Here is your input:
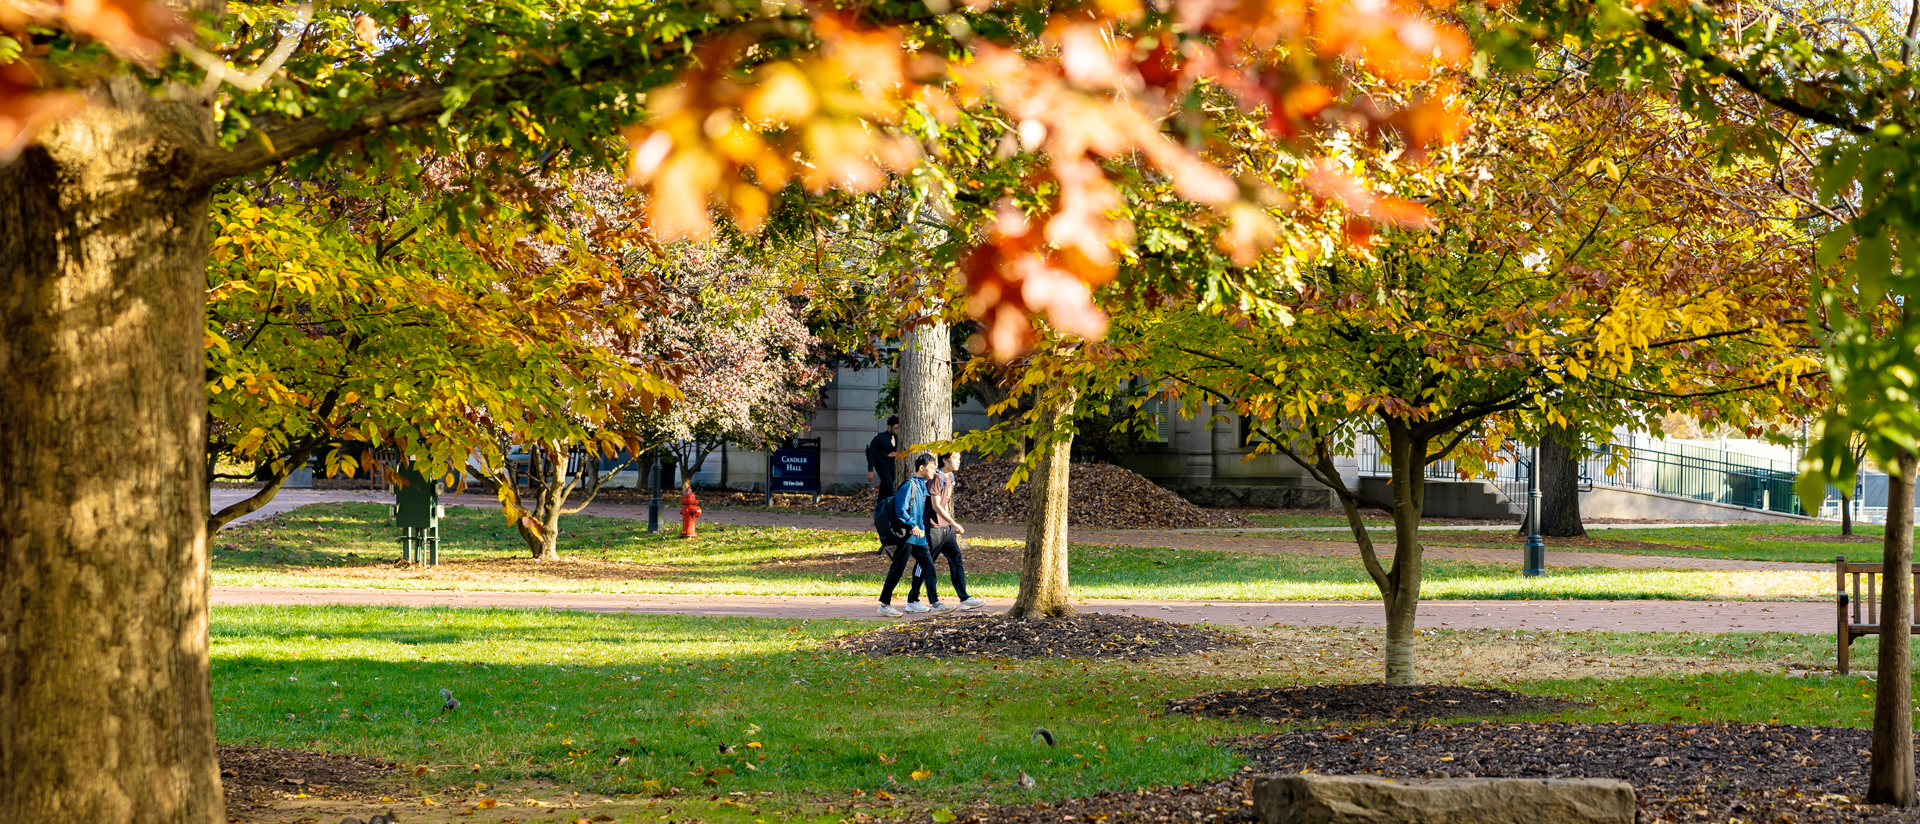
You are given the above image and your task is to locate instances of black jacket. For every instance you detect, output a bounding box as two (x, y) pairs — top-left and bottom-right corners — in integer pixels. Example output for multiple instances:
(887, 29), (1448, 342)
(865, 431), (897, 474)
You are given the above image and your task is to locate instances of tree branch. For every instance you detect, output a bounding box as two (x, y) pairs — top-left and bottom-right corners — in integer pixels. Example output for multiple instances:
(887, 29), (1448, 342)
(207, 440), (318, 533)
(1639, 18), (1873, 136)
(199, 83), (455, 183)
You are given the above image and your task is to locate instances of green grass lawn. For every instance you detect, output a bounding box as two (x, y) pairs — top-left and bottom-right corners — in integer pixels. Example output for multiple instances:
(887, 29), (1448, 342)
(1252, 520), (1888, 564)
(211, 504), (1829, 601)
(211, 606), (1897, 821)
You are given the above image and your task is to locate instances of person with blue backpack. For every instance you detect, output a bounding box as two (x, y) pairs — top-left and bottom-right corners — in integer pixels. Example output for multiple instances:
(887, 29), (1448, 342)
(875, 452), (955, 617)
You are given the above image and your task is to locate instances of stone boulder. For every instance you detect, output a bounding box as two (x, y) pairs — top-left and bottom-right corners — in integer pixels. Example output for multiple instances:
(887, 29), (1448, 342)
(1253, 774), (1634, 824)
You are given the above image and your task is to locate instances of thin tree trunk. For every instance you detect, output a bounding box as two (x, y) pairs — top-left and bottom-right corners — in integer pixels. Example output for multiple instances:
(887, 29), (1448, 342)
(0, 74), (225, 822)
(1538, 427), (1587, 538)
(1843, 492), (1855, 536)
(895, 320), (953, 480)
(516, 442), (568, 560)
(1869, 450), (1918, 806)
(1010, 390), (1077, 618)
(721, 443), (730, 490)
(1382, 422), (1427, 686)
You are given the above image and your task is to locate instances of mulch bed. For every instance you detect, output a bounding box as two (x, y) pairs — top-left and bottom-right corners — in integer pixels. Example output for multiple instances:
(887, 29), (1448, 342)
(830, 612), (1243, 660)
(918, 722), (1920, 824)
(219, 744), (400, 810)
(1168, 684), (1580, 724)
(905, 779), (1258, 824)
(1236, 721), (1920, 824)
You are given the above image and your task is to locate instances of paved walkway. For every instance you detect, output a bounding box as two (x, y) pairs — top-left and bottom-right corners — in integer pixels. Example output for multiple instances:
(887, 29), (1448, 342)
(211, 585), (1832, 633)
(214, 489), (1820, 573)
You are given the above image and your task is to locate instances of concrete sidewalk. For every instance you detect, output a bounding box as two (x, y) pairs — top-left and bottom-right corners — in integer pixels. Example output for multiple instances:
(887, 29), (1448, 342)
(212, 489), (1823, 573)
(212, 585), (1832, 634)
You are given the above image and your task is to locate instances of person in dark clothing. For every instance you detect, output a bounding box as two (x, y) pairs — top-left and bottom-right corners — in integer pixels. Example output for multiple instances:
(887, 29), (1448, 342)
(865, 416), (900, 496)
(878, 453), (954, 617)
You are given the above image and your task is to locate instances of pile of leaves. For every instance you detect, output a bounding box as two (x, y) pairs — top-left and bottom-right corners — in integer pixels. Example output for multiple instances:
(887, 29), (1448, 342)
(908, 779), (1257, 824)
(831, 612), (1243, 660)
(1168, 684), (1578, 724)
(1236, 722), (1917, 824)
(218, 745), (400, 811)
(951, 462), (1253, 529)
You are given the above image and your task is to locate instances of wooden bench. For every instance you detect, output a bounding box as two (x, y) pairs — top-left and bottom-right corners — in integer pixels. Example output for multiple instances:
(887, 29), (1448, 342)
(1836, 555), (1920, 674)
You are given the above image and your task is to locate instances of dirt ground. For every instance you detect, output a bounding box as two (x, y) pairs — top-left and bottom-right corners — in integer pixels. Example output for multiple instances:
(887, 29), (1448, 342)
(1127, 625), (1804, 686)
(1411, 531), (1711, 553)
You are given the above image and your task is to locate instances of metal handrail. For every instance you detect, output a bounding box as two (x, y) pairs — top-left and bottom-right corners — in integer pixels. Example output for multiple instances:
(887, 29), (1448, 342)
(1353, 434), (1804, 514)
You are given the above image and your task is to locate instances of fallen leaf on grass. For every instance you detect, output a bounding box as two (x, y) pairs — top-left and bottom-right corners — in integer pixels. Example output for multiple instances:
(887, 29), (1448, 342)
(910, 770), (930, 781)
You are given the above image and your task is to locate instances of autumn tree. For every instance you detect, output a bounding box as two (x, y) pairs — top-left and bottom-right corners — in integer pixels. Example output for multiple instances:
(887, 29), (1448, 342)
(1508, 0), (1920, 804)
(2, 0), (1478, 818)
(1121, 79), (1822, 685)
(204, 169), (677, 536)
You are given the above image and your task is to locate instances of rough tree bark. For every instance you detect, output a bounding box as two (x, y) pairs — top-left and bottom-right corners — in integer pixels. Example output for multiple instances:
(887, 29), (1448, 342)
(1010, 389), (1078, 618)
(1869, 450), (1918, 807)
(0, 74), (226, 822)
(895, 320), (954, 479)
(1538, 428), (1587, 538)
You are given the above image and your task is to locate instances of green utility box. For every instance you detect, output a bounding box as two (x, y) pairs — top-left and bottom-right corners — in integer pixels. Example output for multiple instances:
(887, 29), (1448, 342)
(392, 462), (443, 566)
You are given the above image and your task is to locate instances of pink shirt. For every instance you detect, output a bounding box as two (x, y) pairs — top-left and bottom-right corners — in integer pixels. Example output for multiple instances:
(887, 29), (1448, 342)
(928, 469), (954, 527)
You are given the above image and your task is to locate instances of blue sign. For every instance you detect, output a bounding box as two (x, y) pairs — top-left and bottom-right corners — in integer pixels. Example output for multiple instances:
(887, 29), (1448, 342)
(769, 447), (819, 493)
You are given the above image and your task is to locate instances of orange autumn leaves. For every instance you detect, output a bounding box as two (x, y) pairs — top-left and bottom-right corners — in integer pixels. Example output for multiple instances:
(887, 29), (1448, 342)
(0, 0), (185, 157)
(624, 0), (1474, 358)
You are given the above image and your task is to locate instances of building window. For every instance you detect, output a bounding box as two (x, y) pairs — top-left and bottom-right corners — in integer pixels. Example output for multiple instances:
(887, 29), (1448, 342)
(1142, 396), (1173, 443)
(1238, 416), (1267, 448)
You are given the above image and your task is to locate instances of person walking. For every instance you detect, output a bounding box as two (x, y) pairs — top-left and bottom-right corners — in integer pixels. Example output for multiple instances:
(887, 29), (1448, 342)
(865, 416), (900, 497)
(878, 453), (955, 617)
(907, 452), (984, 610)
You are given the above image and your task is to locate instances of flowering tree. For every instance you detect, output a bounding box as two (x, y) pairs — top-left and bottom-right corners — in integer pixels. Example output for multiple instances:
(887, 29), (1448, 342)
(627, 245), (830, 481)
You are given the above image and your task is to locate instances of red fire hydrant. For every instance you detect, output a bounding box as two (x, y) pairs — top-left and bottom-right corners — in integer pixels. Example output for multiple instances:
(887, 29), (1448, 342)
(680, 482), (702, 539)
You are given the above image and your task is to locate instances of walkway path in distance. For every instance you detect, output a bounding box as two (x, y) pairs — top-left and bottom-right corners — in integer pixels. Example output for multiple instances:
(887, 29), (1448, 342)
(211, 585), (1830, 633)
(212, 489), (1823, 573)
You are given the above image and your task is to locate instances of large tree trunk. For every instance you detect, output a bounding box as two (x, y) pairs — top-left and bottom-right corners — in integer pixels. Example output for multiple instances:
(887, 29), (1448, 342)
(895, 320), (953, 479)
(1010, 390), (1077, 618)
(1870, 450), (1918, 806)
(1382, 424), (1426, 686)
(1538, 427), (1587, 538)
(0, 76), (225, 823)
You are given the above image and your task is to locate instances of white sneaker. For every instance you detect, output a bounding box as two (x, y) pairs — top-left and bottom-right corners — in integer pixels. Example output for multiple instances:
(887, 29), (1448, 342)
(928, 602), (957, 614)
(903, 602), (931, 613)
(877, 604), (904, 617)
(958, 597), (986, 610)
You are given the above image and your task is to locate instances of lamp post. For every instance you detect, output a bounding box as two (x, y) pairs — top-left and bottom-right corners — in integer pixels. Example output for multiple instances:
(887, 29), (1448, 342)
(1524, 442), (1545, 577)
(647, 450), (662, 534)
